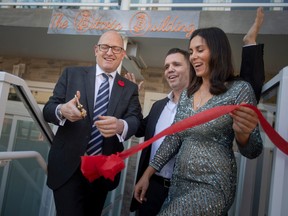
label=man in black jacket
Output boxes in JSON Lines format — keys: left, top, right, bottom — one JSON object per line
{"left": 43, "top": 30, "right": 142, "bottom": 216}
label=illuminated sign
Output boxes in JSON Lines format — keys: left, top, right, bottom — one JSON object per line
{"left": 48, "top": 9, "right": 200, "bottom": 39}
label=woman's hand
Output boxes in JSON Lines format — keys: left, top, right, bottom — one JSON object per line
{"left": 230, "top": 104, "right": 259, "bottom": 145}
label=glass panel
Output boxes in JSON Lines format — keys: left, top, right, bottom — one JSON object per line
{"left": 0, "top": 118, "right": 12, "bottom": 151}
{"left": 172, "top": 0, "right": 203, "bottom": 10}
{"left": 253, "top": 83, "right": 279, "bottom": 215}
{"left": 0, "top": 81, "right": 53, "bottom": 216}
{"left": 285, "top": 0, "right": 288, "bottom": 10}
{"left": 113, "top": 199, "right": 121, "bottom": 215}
{"left": 0, "top": 118, "right": 12, "bottom": 180}
{"left": 103, "top": 140, "right": 130, "bottom": 214}
{"left": 99, "top": 0, "right": 120, "bottom": 10}
{"left": 0, "top": 117, "right": 50, "bottom": 216}
{"left": 261, "top": 83, "right": 278, "bottom": 111}
{"left": 231, "top": 0, "right": 270, "bottom": 10}
{"left": 104, "top": 191, "right": 112, "bottom": 208}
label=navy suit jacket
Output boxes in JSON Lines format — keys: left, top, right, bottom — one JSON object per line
{"left": 43, "top": 66, "right": 142, "bottom": 191}
{"left": 130, "top": 44, "right": 265, "bottom": 212}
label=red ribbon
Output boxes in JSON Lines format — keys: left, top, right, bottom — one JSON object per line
{"left": 81, "top": 104, "right": 288, "bottom": 182}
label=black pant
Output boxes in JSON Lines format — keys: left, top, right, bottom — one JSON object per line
{"left": 53, "top": 168, "right": 108, "bottom": 216}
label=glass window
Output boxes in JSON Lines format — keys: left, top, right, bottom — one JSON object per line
{"left": 172, "top": 0, "right": 203, "bottom": 11}
{"left": 231, "top": 0, "right": 270, "bottom": 10}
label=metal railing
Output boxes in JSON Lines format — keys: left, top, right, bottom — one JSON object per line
{"left": 0, "top": 72, "right": 54, "bottom": 144}
{"left": 0, "top": 1, "right": 288, "bottom": 10}
{"left": 0, "top": 151, "right": 47, "bottom": 173}
{"left": 0, "top": 71, "right": 53, "bottom": 215}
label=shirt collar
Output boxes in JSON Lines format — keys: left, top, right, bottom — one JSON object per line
{"left": 167, "top": 91, "right": 174, "bottom": 101}
{"left": 96, "top": 64, "right": 117, "bottom": 79}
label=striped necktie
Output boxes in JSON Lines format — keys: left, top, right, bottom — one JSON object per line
{"left": 87, "top": 73, "right": 110, "bottom": 155}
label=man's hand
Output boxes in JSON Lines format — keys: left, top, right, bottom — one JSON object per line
{"left": 134, "top": 175, "right": 149, "bottom": 203}
{"left": 61, "top": 91, "right": 86, "bottom": 122}
{"left": 125, "top": 72, "right": 144, "bottom": 91}
{"left": 134, "top": 166, "right": 156, "bottom": 203}
{"left": 95, "top": 116, "right": 124, "bottom": 137}
{"left": 75, "top": 91, "right": 87, "bottom": 118}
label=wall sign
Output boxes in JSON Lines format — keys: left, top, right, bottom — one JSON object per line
{"left": 48, "top": 9, "right": 200, "bottom": 39}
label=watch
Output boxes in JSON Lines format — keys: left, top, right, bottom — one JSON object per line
{"left": 56, "top": 104, "right": 64, "bottom": 120}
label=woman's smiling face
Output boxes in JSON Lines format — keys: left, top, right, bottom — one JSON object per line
{"left": 189, "top": 35, "right": 211, "bottom": 79}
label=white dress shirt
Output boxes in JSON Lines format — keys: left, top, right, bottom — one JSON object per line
{"left": 149, "top": 91, "right": 177, "bottom": 179}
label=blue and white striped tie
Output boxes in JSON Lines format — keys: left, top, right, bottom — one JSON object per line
{"left": 87, "top": 73, "right": 110, "bottom": 155}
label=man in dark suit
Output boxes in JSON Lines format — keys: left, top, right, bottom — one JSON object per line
{"left": 43, "top": 30, "right": 142, "bottom": 216}
{"left": 130, "top": 8, "right": 265, "bottom": 215}
{"left": 129, "top": 48, "right": 190, "bottom": 216}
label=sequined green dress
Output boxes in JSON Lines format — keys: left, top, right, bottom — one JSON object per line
{"left": 150, "top": 81, "right": 263, "bottom": 216}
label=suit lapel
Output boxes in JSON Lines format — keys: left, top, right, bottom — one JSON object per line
{"left": 107, "top": 73, "right": 123, "bottom": 115}
{"left": 147, "top": 97, "right": 169, "bottom": 139}
{"left": 139, "top": 97, "right": 169, "bottom": 176}
{"left": 84, "top": 66, "right": 96, "bottom": 120}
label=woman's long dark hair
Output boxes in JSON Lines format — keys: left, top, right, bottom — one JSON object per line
{"left": 187, "top": 27, "right": 235, "bottom": 97}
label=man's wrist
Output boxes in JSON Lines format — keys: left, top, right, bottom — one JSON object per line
{"left": 56, "top": 104, "right": 65, "bottom": 120}
{"left": 116, "top": 119, "right": 124, "bottom": 134}
{"left": 243, "top": 43, "right": 256, "bottom": 48}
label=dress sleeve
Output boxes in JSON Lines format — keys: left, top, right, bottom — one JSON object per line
{"left": 234, "top": 81, "right": 263, "bottom": 159}
{"left": 236, "top": 129, "right": 263, "bottom": 159}
{"left": 149, "top": 133, "right": 182, "bottom": 172}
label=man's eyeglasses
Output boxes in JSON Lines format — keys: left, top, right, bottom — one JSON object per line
{"left": 97, "top": 44, "right": 124, "bottom": 54}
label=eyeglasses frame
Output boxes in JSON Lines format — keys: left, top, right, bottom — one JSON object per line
{"left": 97, "top": 44, "right": 124, "bottom": 54}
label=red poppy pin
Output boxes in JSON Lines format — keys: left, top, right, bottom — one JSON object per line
{"left": 118, "top": 80, "right": 125, "bottom": 87}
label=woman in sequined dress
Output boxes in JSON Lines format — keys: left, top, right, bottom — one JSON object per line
{"left": 134, "top": 27, "right": 263, "bottom": 216}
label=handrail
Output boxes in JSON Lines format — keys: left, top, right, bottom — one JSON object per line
{"left": 0, "top": 151, "right": 47, "bottom": 173}
{"left": 0, "top": 2, "right": 119, "bottom": 7}
{"left": 129, "top": 3, "right": 288, "bottom": 8}
{"left": 0, "top": 72, "right": 54, "bottom": 144}
{"left": 261, "top": 66, "right": 288, "bottom": 94}
{"left": 0, "top": 2, "right": 287, "bottom": 9}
